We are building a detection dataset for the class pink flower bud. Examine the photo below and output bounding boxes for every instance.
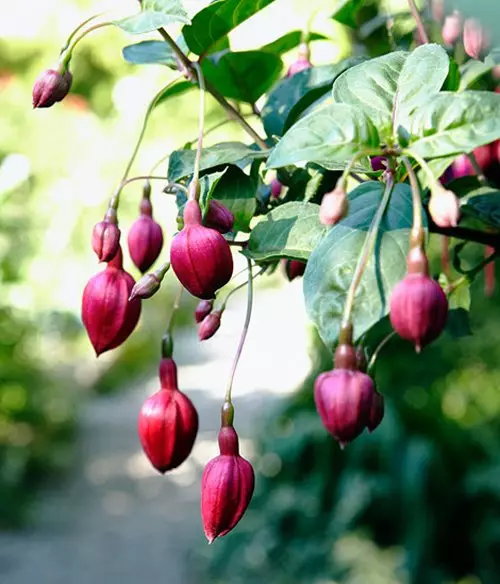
[81,247,141,356]
[319,186,348,226]
[441,11,462,45]
[463,18,489,60]
[450,144,494,179]
[92,214,121,263]
[314,343,378,447]
[201,424,255,543]
[428,187,460,228]
[287,58,312,77]
[204,200,234,234]
[32,67,73,109]
[389,247,448,352]
[170,200,233,299]
[138,358,198,473]
[127,198,164,273]
[270,178,283,199]
[198,310,222,341]
[283,259,306,281]
[195,299,213,323]
[370,156,387,172]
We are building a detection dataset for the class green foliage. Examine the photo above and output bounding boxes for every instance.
[122,40,178,67]
[116,0,190,35]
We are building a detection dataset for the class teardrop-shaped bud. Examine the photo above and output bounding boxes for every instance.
[463,18,489,60]
[129,272,161,300]
[195,299,213,323]
[204,200,234,234]
[367,391,384,432]
[81,247,141,356]
[92,213,121,263]
[138,358,198,473]
[283,259,306,281]
[170,200,233,299]
[370,156,387,172]
[127,198,164,273]
[32,67,72,108]
[198,310,222,341]
[428,187,460,228]
[270,178,283,199]
[442,10,462,45]
[319,185,348,226]
[201,424,255,543]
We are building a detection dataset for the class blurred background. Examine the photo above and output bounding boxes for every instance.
[1,0,500,583]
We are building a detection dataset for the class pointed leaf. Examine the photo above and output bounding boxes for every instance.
[260,31,327,56]
[331,0,363,28]
[122,40,178,67]
[116,0,190,34]
[210,166,256,232]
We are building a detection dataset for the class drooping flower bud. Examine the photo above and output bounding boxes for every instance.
[389,246,448,352]
[428,187,460,228]
[138,358,198,473]
[92,209,121,263]
[451,145,493,179]
[287,43,312,77]
[367,391,384,433]
[201,407,255,543]
[270,178,283,199]
[319,183,348,226]
[81,247,142,356]
[283,259,306,281]
[170,200,233,299]
[441,10,462,45]
[129,262,170,300]
[198,310,222,341]
[314,338,378,447]
[370,156,387,172]
[195,299,213,323]
[204,200,234,234]
[32,66,73,108]
[127,198,164,273]
[463,18,489,60]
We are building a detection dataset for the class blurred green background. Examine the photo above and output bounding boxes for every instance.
[1,1,500,583]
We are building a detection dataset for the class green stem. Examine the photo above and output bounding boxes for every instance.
[219,268,265,312]
[367,331,397,374]
[340,149,383,186]
[341,174,395,329]
[403,149,441,193]
[61,21,113,67]
[191,62,206,197]
[166,284,184,335]
[61,12,108,53]
[402,156,424,233]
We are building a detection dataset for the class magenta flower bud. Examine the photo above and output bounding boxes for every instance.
[138,358,198,474]
[370,156,387,171]
[314,343,378,447]
[270,178,283,199]
[127,198,164,273]
[367,391,384,432]
[170,200,233,299]
[195,299,213,323]
[463,18,489,60]
[287,57,312,77]
[201,423,255,543]
[198,310,222,341]
[428,187,460,228]
[92,212,121,263]
[81,247,141,356]
[283,259,306,281]
[129,272,161,300]
[441,11,462,45]
[390,247,448,352]
[319,185,348,226]
[204,200,234,234]
[32,67,72,108]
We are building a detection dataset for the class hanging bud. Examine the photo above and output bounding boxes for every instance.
[283,259,306,281]
[287,43,312,77]
[198,310,222,341]
[428,186,460,228]
[138,358,198,473]
[201,410,255,543]
[370,156,387,172]
[204,200,234,234]
[81,247,141,356]
[441,10,462,45]
[32,66,73,108]
[463,18,489,60]
[129,262,170,301]
[92,209,121,263]
[195,299,213,323]
[127,198,164,273]
[319,183,348,226]
[390,246,448,352]
[367,391,384,432]
[270,178,283,199]
[170,200,233,299]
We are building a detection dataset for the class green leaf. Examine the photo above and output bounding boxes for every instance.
[183,0,277,55]
[176,169,227,226]
[417,155,456,190]
[304,181,424,348]
[265,103,380,170]
[209,166,256,232]
[260,31,327,56]
[409,91,500,159]
[458,59,493,91]
[439,274,472,338]
[202,50,283,103]
[154,80,194,106]
[244,202,328,261]
[458,184,500,231]
[116,0,190,34]
[331,0,363,28]
[168,142,267,182]
[262,59,363,138]
[122,40,177,67]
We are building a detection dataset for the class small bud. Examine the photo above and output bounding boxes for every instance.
[92,212,121,263]
[441,10,462,45]
[127,198,164,273]
[287,57,312,77]
[204,200,234,234]
[319,185,348,226]
[370,156,387,172]
[201,423,255,543]
[283,259,306,281]
[270,178,283,199]
[428,187,460,228]
[198,310,222,341]
[32,67,73,108]
[463,18,489,60]
[138,358,198,473]
[195,299,213,323]
[129,273,161,300]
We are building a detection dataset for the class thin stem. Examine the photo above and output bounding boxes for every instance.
[340,149,383,186]
[191,62,206,192]
[403,149,441,193]
[341,174,395,328]
[224,258,254,403]
[220,268,265,312]
[61,21,113,66]
[350,172,366,184]
[407,0,429,44]
[61,12,108,53]
[367,331,397,373]
[166,284,184,335]
[467,152,488,186]
[402,156,423,232]
[157,27,192,71]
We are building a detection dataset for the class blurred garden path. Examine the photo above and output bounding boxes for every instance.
[0,280,312,584]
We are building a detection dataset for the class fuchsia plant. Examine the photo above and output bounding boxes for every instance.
[34,0,500,542]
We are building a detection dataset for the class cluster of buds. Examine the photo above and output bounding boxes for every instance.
[439,9,489,59]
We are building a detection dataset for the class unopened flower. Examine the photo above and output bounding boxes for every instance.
[319,184,348,226]
[92,211,121,263]
[195,299,213,323]
[32,66,72,108]
[442,11,462,45]
[283,259,306,281]
[204,200,234,234]
[428,187,460,228]
[463,18,489,59]
[127,198,164,273]
[198,310,222,341]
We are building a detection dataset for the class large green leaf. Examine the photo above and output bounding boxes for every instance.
[244,202,328,261]
[202,50,282,103]
[458,183,500,231]
[458,59,494,91]
[183,0,277,55]
[265,103,380,170]
[304,181,423,348]
[122,40,177,67]
[116,0,190,34]
[408,91,500,159]
[262,59,363,138]
[331,0,363,28]
[210,166,256,232]
[260,31,327,56]
[168,142,267,182]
